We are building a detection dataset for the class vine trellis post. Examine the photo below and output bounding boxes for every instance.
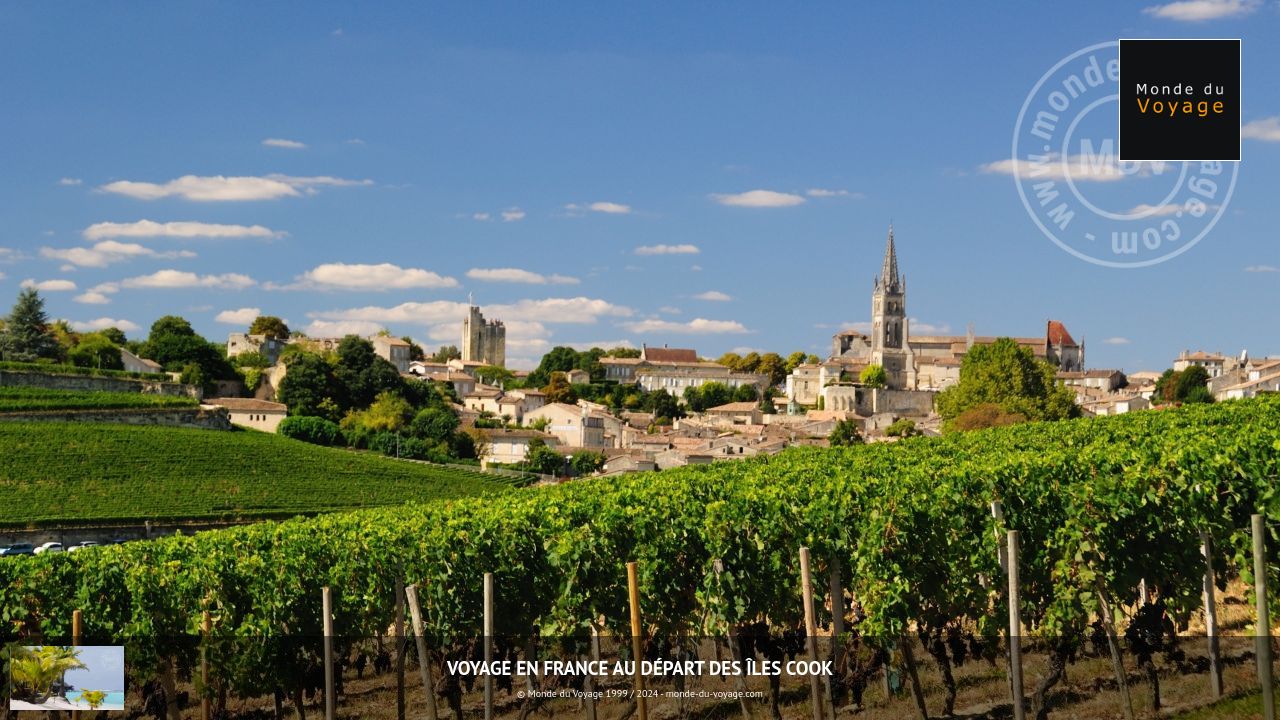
[1006,530,1025,720]
[404,584,439,720]
[798,547,824,720]
[1253,515,1275,720]
[322,586,334,720]
[1200,531,1222,699]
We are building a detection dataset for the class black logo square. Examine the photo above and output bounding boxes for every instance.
[1119,39,1240,161]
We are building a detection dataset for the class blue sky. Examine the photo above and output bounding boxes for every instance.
[0,2,1276,370]
[58,645,124,694]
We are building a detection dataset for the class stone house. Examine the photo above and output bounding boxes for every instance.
[208,397,288,432]
[372,336,412,373]
[119,348,163,375]
[478,428,558,466]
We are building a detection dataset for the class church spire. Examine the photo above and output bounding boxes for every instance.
[878,224,901,292]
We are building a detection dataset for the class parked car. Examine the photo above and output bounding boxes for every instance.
[34,542,64,554]
[68,541,100,552]
[0,542,35,556]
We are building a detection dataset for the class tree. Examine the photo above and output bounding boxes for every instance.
[860,364,887,389]
[0,288,60,362]
[141,315,236,389]
[543,371,578,404]
[646,389,685,422]
[68,332,124,370]
[528,346,579,387]
[428,345,461,363]
[49,320,79,361]
[278,352,344,420]
[935,338,1079,431]
[732,384,758,402]
[828,418,864,446]
[524,438,565,476]
[785,351,808,374]
[684,382,733,412]
[248,315,290,339]
[99,326,128,346]
[401,336,425,362]
[475,365,515,386]
[570,450,606,476]
[335,335,404,408]
[353,391,415,432]
[757,352,787,386]
[410,406,460,443]
[1175,365,1213,403]
[949,403,1027,432]
[278,416,345,446]
[885,418,920,437]
[759,387,777,414]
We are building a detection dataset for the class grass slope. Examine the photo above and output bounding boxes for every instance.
[0,422,511,527]
[0,387,197,412]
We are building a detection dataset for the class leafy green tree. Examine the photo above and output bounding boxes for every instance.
[759,387,777,414]
[645,389,685,422]
[278,352,344,420]
[757,352,787,386]
[67,332,124,370]
[684,381,733,412]
[1174,365,1213,403]
[860,364,887,389]
[278,416,345,446]
[885,418,920,437]
[401,336,425,361]
[428,344,461,363]
[543,371,578,404]
[785,351,808,374]
[605,346,640,359]
[949,403,1027,431]
[935,338,1079,431]
[524,438,565,476]
[248,315,290,338]
[141,315,236,387]
[335,335,404,408]
[570,450,606,476]
[99,326,128,346]
[410,406,460,443]
[0,288,60,361]
[732,384,758,402]
[716,352,742,369]
[527,346,579,387]
[475,365,514,386]
[49,319,78,361]
[828,418,864,446]
[230,350,270,369]
[346,391,414,433]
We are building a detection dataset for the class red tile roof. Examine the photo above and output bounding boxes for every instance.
[641,346,699,363]
[1047,320,1076,347]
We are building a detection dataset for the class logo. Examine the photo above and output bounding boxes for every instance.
[1011,41,1238,268]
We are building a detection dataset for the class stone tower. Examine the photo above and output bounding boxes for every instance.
[869,225,914,390]
[461,304,506,367]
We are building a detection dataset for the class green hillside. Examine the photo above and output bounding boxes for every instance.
[0,422,512,527]
[0,386,198,412]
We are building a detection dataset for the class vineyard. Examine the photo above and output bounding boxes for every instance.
[0,386,198,412]
[0,423,512,527]
[3,397,1280,719]
[0,360,168,381]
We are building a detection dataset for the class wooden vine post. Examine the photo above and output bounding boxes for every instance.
[1094,582,1136,720]
[827,557,842,718]
[1201,531,1222,699]
[484,572,495,720]
[1006,530,1025,720]
[798,547,825,720]
[1254,514,1275,720]
[201,609,212,720]
[323,586,335,720]
[404,584,439,720]
[627,561,649,720]
[72,609,82,720]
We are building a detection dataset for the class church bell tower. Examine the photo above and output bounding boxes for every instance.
[869,225,913,389]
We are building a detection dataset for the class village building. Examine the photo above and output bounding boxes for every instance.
[207,397,288,432]
[371,335,412,373]
[119,347,163,374]
[478,428,558,466]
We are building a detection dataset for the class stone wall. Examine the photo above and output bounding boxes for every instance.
[0,369,200,398]
[0,518,262,548]
[869,388,936,416]
[0,405,231,430]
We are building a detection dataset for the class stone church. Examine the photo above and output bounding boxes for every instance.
[793,226,1085,400]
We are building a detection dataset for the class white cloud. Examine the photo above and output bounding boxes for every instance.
[711,189,806,208]
[635,244,700,256]
[620,318,749,334]
[73,291,111,305]
[99,174,372,201]
[310,297,632,327]
[0,271,5,280]
[980,154,1171,183]
[1103,337,1132,345]
[0,247,24,263]
[1242,117,1280,142]
[1126,202,1221,217]
[501,207,526,222]
[806,188,864,199]
[472,212,492,221]
[1245,265,1279,273]
[215,307,263,325]
[589,201,632,215]
[41,241,197,268]
[658,306,681,315]
[345,138,366,145]
[59,177,82,186]
[466,268,579,285]
[566,339,635,351]
[303,319,385,337]
[69,317,140,332]
[1143,0,1259,21]
[694,290,732,302]
[84,219,282,241]
[279,263,459,291]
[20,278,77,292]
[122,270,255,290]
[262,138,307,149]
